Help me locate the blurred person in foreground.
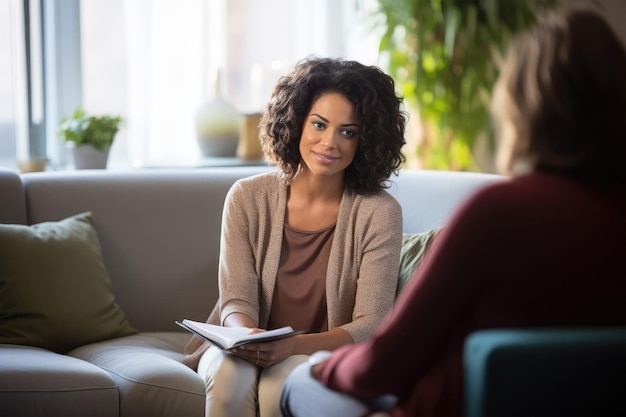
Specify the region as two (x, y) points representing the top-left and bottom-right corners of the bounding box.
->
(280, 6), (626, 417)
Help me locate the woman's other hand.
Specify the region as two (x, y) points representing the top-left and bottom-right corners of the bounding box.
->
(231, 336), (300, 367)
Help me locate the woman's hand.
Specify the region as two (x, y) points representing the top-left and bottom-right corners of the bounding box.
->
(229, 327), (352, 367)
(231, 336), (299, 368)
(310, 363), (323, 379)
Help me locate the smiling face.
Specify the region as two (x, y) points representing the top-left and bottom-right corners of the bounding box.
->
(299, 92), (360, 180)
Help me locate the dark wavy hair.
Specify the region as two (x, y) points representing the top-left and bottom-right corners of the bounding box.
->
(259, 56), (407, 194)
(493, 6), (626, 190)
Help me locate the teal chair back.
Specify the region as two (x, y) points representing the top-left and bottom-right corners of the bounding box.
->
(464, 327), (626, 417)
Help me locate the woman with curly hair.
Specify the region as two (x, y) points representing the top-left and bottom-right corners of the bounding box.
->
(182, 56), (407, 417)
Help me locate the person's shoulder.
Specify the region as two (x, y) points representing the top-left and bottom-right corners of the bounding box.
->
(226, 170), (284, 204)
(451, 173), (560, 225)
(345, 189), (402, 226)
(457, 176), (521, 212)
(232, 169), (283, 191)
(468, 172), (579, 205)
(351, 188), (401, 209)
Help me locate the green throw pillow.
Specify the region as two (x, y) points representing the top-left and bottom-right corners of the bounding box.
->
(397, 227), (442, 296)
(0, 211), (137, 353)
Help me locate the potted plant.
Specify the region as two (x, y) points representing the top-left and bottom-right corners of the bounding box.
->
(374, 0), (558, 171)
(59, 108), (123, 169)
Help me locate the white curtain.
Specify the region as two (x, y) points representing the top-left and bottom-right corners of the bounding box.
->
(80, 0), (381, 168)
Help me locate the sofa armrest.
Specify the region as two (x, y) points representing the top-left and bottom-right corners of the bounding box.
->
(0, 168), (26, 224)
(463, 327), (626, 417)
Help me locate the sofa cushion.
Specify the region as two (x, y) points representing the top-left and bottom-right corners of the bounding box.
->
(0, 211), (137, 353)
(0, 344), (119, 417)
(397, 228), (441, 295)
(69, 332), (205, 417)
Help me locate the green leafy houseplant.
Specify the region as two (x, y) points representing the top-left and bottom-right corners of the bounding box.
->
(375, 0), (558, 171)
(59, 108), (123, 151)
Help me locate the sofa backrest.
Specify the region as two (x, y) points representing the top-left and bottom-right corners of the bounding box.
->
(0, 168), (27, 225)
(4, 166), (504, 332)
(387, 169), (503, 233)
(19, 166), (275, 332)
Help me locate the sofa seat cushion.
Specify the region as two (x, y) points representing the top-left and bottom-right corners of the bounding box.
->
(0, 344), (119, 417)
(69, 332), (205, 417)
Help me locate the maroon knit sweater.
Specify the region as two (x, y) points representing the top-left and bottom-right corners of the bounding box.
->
(317, 172), (626, 417)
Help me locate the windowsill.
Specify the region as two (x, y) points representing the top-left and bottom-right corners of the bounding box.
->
(137, 156), (270, 169)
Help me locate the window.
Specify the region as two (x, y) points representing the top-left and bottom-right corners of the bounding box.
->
(0, 0), (383, 170)
(0, 0), (29, 170)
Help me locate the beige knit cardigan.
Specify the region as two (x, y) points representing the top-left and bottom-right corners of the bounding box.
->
(182, 171), (402, 370)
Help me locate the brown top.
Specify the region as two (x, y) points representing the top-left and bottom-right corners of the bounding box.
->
(268, 223), (335, 333)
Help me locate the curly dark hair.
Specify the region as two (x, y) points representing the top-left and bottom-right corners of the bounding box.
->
(259, 56), (407, 194)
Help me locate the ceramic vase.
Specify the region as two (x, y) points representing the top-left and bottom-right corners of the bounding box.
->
(196, 69), (240, 158)
(73, 145), (110, 169)
(195, 96), (240, 157)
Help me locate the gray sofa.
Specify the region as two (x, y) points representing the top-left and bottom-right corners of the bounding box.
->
(0, 166), (503, 417)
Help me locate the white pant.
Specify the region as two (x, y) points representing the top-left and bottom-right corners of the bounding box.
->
(280, 360), (397, 417)
(198, 346), (309, 417)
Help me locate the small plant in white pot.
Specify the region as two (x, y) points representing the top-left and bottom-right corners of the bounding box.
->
(59, 108), (123, 169)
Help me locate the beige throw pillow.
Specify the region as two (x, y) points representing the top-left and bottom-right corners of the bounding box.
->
(397, 227), (442, 295)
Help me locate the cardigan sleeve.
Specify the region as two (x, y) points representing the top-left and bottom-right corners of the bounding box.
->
(329, 191), (403, 343)
(182, 172), (282, 370)
(218, 172), (286, 327)
(218, 178), (264, 325)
